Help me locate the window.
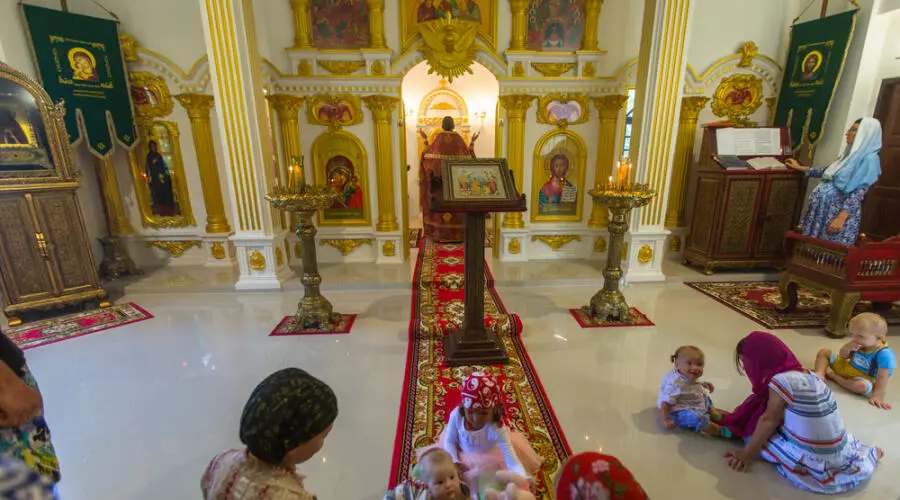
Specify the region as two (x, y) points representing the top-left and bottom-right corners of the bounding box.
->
(621, 88), (636, 158)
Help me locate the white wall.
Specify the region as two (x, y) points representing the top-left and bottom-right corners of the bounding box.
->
(256, 0), (294, 75)
(871, 10), (900, 106)
(596, 0), (643, 76)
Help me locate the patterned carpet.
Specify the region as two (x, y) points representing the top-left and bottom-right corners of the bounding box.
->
(408, 226), (494, 249)
(389, 239), (571, 497)
(569, 307), (654, 328)
(686, 281), (900, 329)
(5, 303), (153, 350)
(269, 314), (356, 336)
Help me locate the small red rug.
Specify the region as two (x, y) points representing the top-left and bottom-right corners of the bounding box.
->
(5, 303), (153, 350)
(390, 239), (571, 497)
(686, 281), (900, 329)
(269, 314), (356, 336)
(569, 307), (655, 328)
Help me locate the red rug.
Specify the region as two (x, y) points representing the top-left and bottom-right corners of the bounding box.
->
(390, 239), (571, 497)
(686, 281), (900, 329)
(569, 307), (655, 328)
(5, 303), (153, 350)
(269, 314), (356, 336)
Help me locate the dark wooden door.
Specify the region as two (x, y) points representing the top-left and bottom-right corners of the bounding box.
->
(862, 78), (900, 240)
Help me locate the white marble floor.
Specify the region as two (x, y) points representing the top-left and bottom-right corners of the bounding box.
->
(21, 277), (900, 499)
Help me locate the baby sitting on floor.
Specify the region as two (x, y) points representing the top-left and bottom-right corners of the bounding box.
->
(658, 345), (732, 438)
(385, 448), (471, 500)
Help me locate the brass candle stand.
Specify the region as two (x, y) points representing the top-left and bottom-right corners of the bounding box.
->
(266, 184), (344, 331)
(581, 183), (657, 323)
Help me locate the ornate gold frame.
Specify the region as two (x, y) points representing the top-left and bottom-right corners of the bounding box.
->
(0, 61), (77, 189)
(530, 129), (587, 223)
(536, 93), (591, 126)
(311, 129), (371, 226)
(128, 71), (174, 122)
(306, 94), (364, 130)
(711, 74), (763, 126)
(128, 120), (196, 228)
(399, 0), (498, 53)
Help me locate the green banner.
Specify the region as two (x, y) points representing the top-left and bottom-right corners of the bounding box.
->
(23, 5), (135, 157)
(773, 9), (857, 151)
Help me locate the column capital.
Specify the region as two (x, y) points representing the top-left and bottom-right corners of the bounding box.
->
(363, 95), (399, 121)
(498, 95), (535, 119)
(176, 93), (215, 119)
(266, 94), (305, 119)
(681, 96), (709, 122)
(592, 94), (628, 119)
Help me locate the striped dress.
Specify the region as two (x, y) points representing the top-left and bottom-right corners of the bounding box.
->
(762, 371), (880, 494)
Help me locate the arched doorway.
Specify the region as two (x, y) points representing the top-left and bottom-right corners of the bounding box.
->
(400, 61), (500, 244)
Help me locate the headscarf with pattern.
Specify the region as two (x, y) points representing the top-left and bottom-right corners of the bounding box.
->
(556, 452), (648, 500)
(461, 371), (507, 426)
(239, 368), (338, 464)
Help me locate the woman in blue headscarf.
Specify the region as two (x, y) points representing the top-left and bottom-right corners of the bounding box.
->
(786, 117), (883, 247)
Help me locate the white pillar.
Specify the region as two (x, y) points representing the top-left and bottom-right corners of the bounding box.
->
(626, 0), (694, 282)
(198, 0), (291, 289)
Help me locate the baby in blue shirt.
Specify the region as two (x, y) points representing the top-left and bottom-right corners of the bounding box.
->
(815, 312), (895, 410)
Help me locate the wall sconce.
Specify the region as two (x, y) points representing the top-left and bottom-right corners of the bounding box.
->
(473, 110), (487, 120)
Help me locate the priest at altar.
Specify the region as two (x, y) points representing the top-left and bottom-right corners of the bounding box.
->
(419, 116), (479, 242)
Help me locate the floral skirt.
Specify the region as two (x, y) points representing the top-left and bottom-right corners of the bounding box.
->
(0, 367), (60, 483)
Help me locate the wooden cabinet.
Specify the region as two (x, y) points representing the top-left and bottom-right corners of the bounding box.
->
(683, 126), (805, 274)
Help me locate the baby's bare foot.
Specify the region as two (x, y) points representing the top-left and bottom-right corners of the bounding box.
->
(876, 447), (884, 460)
(824, 367), (837, 381)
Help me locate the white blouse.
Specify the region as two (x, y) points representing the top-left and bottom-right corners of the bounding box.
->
(441, 406), (526, 476)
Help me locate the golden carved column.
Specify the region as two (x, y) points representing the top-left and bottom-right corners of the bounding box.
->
(498, 95), (535, 229)
(508, 0), (529, 51)
(365, 0), (387, 49)
(289, 0), (314, 49)
(176, 94), (232, 234)
(589, 94), (628, 228)
(95, 157), (134, 235)
(363, 95), (400, 232)
(266, 94), (305, 175)
(665, 96), (709, 228)
(581, 0), (603, 51)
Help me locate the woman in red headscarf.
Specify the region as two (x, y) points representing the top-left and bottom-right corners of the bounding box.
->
(555, 452), (648, 500)
(722, 331), (882, 494)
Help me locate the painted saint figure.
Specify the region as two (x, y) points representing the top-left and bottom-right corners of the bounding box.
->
(538, 153), (577, 215)
(419, 116), (479, 242)
(68, 49), (98, 82)
(801, 51), (821, 82)
(0, 109), (28, 145)
(326, 157), (364, 212)
(145, 140), (176, 216)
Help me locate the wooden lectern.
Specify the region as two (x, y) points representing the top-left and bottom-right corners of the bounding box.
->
(429, 158), (526, 366)
(684, 124), (805, 274)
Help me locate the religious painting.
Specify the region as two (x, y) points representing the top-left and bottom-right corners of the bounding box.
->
(307, 94), (363, 130)
(312, 130), (370, 226)
(128, 72), (174, 123)
(536, 93), (589, 125)
(711, 74), (763, 125)
(531, 129), (586, 222)
(401, 0), (497, 51)
(448, 163), (507, 200)
(128, 120), (195, 228)
(0, 79), (54, 173)
(310, 0), (370, 49)
(526, 0), (584, 51)
(145, 123), (185, 218)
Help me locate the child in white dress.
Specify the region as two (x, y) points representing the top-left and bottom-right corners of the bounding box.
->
(658, 346), (731, 438)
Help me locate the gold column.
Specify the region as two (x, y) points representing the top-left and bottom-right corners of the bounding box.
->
(581, 0), (603, 51)
(363, 95), (400, 232)
(665, 96), (709, 228)
(498, 94), (534, 228)
(508, 0), (529, 51)
(289, 0), (314, 49)
(589, 94), (628, 228)
(266, 94), (305, 176)
(176, 93), (232, 234)
(95, 156), (134, 235)
(365, 0), (387, 49)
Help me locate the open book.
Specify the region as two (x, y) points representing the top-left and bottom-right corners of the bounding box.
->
(745, 157), (786, 170)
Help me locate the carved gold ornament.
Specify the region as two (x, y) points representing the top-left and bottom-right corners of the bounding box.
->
(146, 240), (201, 258)
(594, 236), (607, 253)
(711, 74), (763, 126)
(306, 94), (363, 130)
(119, 33), (139, 62)
(371, 60), (386, 76)
(738, 41), (759, 68)
(129, 120), (196, 229)
(298, 60), (312, 76)
(512, 62), (525, 77)
(383, 240), (396, 257)
(531, 235), (581, 250)
(637, 244), (653, 264)
(536, 93), (590, 126)
(320, 238), (372, 256)
(317, 60), (366, 76)
(211, 242), (226, 260)
(276, 247), (284, 266)
(128, 72), (173, 123)
(582, 62), (596, 77)
(249, 250), (266, 271)
(766, 97), (777, 119)
(669, 236), (682, 252)
(531, 63), (575, 77)
(508, 238), (521, 254)
(419, 16), (479, 82)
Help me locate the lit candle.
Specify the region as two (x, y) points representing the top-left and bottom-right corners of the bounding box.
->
(287, 166), (294, 190)
(608, 175), (613, 189)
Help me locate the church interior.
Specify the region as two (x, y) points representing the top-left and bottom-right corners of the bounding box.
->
(0, 0), (899, 498)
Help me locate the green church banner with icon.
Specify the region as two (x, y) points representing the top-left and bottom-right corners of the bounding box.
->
(23, 4), (135, 157)
(773, 9), (857, 151)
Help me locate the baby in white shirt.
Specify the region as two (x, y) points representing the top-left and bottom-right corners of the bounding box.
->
(658, 345), (731, 438)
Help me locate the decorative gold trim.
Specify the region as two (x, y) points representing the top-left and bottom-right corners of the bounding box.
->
(371, 60), (386, 76)
(311, 130), (371, 226)
(508, 237), (521, 254)
(588, 94), (628, 228)
(382, 240), (396, 257)
(306, 94), (364, 130)
(512, 61), (525, 77)
(298, 60), (312, 76)
(711, 74), (763, 126)
(129, 71), (174, 123)
(289, 0), (314, 49)
(211, 242), (226, 259)
(419, 17), (480, 82)
(536, 93), (590, 126)
(95, 156), (135, 235)
(593, 236), (607, 253)
(738, 41), (759, 68)
(531, 235), (581, 250)
(637, 244), (653, 263)
(275, 247), (284, 266)
(582, 62), (596, 77)
(665, 96), (709, 228)
(399, 0), (497, 53)
(498, 94), (535, 229)
(249, 250), (266, 271)
(366, 0), (387, 49)
(531, 129), (587, 223)
(320, 238), (372, 256)
(119, 33), (139, 62)
(317, 60), (367, 76)
(508, 0), (528, 51)
(531, 63), (575, 77)
(146, 240), (201, 258)
(669, 235), (681, 252)
(363, 95), (400, 232)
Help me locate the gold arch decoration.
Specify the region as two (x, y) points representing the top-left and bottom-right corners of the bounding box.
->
(306, 94), (364, 130)
(531, 62), (575, 77)
(400, 0), (498, 53)
(129, 121), (196, 228)
(530, 129), (587, 223)
(419, 16), (480, 82)
(128, 71), (174, 123)
(311, 130), (371, 226)
(536, 93), (590, 126)
(711, 74), (763, 126)
(317, 60), (367, 76)
(146, 240), (201, 258)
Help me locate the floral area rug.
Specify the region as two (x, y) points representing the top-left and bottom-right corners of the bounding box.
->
(269, 314), (356, 336)
(389, 239), (571, 497)
(686, 281), (900, 329)
(4, 303), (153, 350)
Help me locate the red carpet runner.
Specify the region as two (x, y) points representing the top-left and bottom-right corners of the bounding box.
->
(389, 240), (571, 497)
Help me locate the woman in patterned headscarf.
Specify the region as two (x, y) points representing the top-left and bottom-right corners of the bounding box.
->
(555, 452), (648, 500)
(202, 368), (338, 500)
